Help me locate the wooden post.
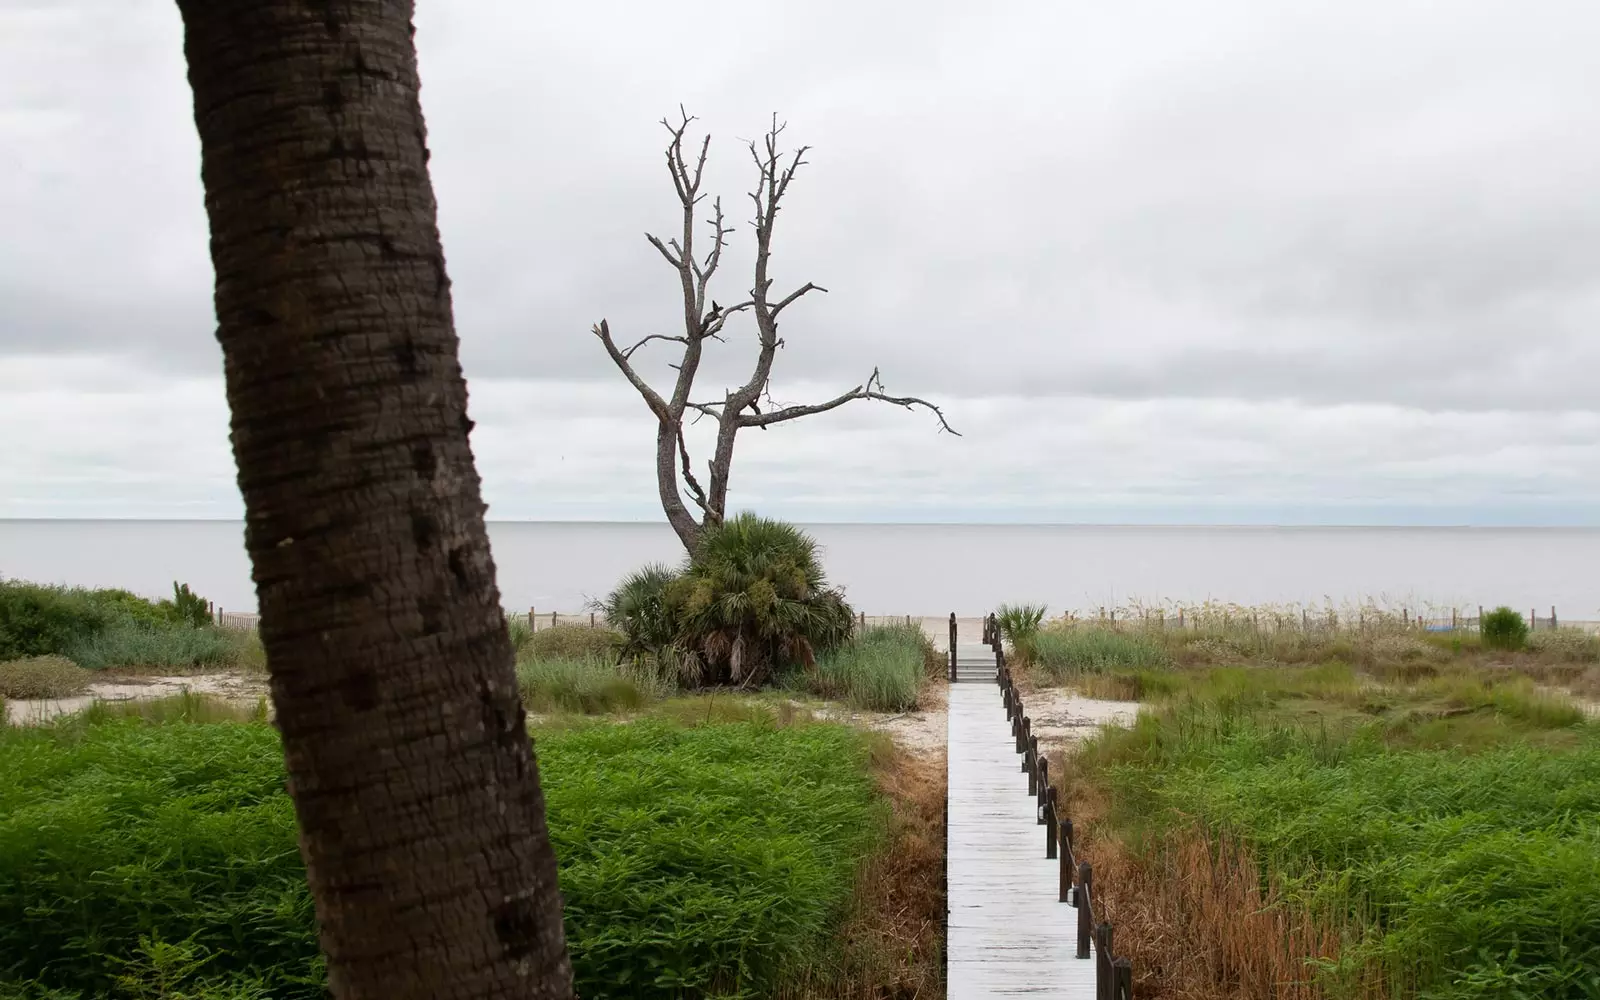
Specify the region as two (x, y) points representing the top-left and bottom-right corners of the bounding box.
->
(949, 613), (958, 682)
(1076, 862), (1093, 959)
(1017, 715), (1029, 755)
(1532, 608), (1537, 632)
(1045, 786), (1058, 858)
(1097, 924), (1114, 985)
(1113, 957), (1133, 999)
(1028, 742), (1039, 796)
(528, 606), (535, 629)
(552, 611), (558, 628)
(1302, 608), (1309, 631)
(1059, 819), (1074, 901)
(1452, 607), (1458, 630)
(1552, 606), (1558, 629)
(1036, 756), (1049, 823)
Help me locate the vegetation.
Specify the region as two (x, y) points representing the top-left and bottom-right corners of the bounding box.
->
(520, 622), (624, 661)
(0, 702), (892, 999)
(0, 656), (92, 700)
(1026, 601), (1600, 1000)
(1481, 605), (1530, 652)
(993, 603), (1046, 661)
(811, 624), (930, 711)
(600, 515), (856, 690)
(596, 564), (677, 660)
(1027, 627), (1171, 681)
(515, 657), (670, 715)
(0, 580), (235, 674)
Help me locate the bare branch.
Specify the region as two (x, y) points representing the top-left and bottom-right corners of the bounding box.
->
(686, 401), (726, 421)
(645, 233), (681, 268)
(736, 367), (961, 435)
(592, 320), (670, 421)
(771, 282), (826, 317)
(621, 333), (690, 360)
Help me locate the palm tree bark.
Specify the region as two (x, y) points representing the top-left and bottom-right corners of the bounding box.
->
(175, 3), (573, 998)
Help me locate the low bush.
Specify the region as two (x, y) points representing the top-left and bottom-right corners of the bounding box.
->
(0, 583), (110, 660)
(813, 625), (924, 711)
(63, 623), (235, 672)
(1481, 606), (1529, 652)
(1030, 627), (1171, 680)
(0, 656), (92, 700)
(515, 656), (670, 714)
(1527, 627), (1600, 663)
(0, 712), (883, 1000)
(0, 580), (227, 672)
(520, 623), (624, 662)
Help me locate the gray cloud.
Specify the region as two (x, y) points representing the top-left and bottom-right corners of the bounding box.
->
(3, 0), (1599, 521)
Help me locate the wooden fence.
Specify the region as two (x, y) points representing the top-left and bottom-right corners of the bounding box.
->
(1069, 605), (1591, 635)
(981, 612), (1134, 998)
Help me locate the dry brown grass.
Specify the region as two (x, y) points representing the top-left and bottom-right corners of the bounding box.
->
(1058, 780), (1377, 1000)
(786, 744), (947, 999)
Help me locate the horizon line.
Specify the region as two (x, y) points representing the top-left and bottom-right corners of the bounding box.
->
(2, 517), (1597, 531)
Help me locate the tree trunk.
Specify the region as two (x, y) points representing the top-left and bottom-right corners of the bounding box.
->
(175, 3), (573, 998)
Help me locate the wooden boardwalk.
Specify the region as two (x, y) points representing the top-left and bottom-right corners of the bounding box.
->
(947, 643), (1096, 998)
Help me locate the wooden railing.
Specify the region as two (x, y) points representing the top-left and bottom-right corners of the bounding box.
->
(984, 612), (1134, 998)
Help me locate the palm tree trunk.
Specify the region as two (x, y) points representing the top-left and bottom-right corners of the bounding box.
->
(175, 3), (573, 997)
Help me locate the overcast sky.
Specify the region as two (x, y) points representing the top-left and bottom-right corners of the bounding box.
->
(3, 0), (1598, 524)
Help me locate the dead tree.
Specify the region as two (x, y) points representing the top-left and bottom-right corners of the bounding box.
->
(593, 111), (957, 553)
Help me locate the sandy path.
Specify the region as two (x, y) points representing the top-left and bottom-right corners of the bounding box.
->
(5, 672), (269, 726)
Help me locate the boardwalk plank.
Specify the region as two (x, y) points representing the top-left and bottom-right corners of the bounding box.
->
(947, 644), (1095, 998)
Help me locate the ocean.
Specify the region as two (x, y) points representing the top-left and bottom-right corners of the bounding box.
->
(1, 520), (1596, 621)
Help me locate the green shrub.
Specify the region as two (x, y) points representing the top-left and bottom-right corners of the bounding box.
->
(1481, 606), (1529, 652)
(0, 713), (882, 1000)
(813, 625), (923, 710)
(598, 563), (679, 658)
(0, 656), (92, 700)
(515, 656), (669, 714)
(157, 583), (212, 630)
(1030, 627), (1171, 680)
(668, 514), (855, 686)
(63, 623), (235, 672)
(0, 583), (110, 661)
(994, 603), (1046, 660)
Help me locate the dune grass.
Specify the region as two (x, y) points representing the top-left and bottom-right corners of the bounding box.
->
(1067, 660), (1600, 999)
(515, 655), (672, 714)
(0, 700), (888, 999)
(1027, 627), (1172, 681)
(810, 624), (927, 711)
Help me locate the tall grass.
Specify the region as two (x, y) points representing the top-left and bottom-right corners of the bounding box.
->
(811, 625), (924, 711)
(1073, 674), (1600, 999)
(515, 656), (671, 714)
(0, 709), (885, 999)
(1029, 627), (1171, 680)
